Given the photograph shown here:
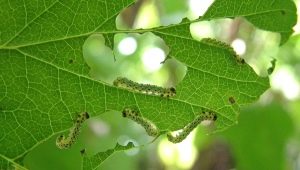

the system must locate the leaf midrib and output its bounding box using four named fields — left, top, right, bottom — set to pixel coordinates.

left=0, top=154, right=28, bottom=170
left=0, top=7, right=292, bottom=49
